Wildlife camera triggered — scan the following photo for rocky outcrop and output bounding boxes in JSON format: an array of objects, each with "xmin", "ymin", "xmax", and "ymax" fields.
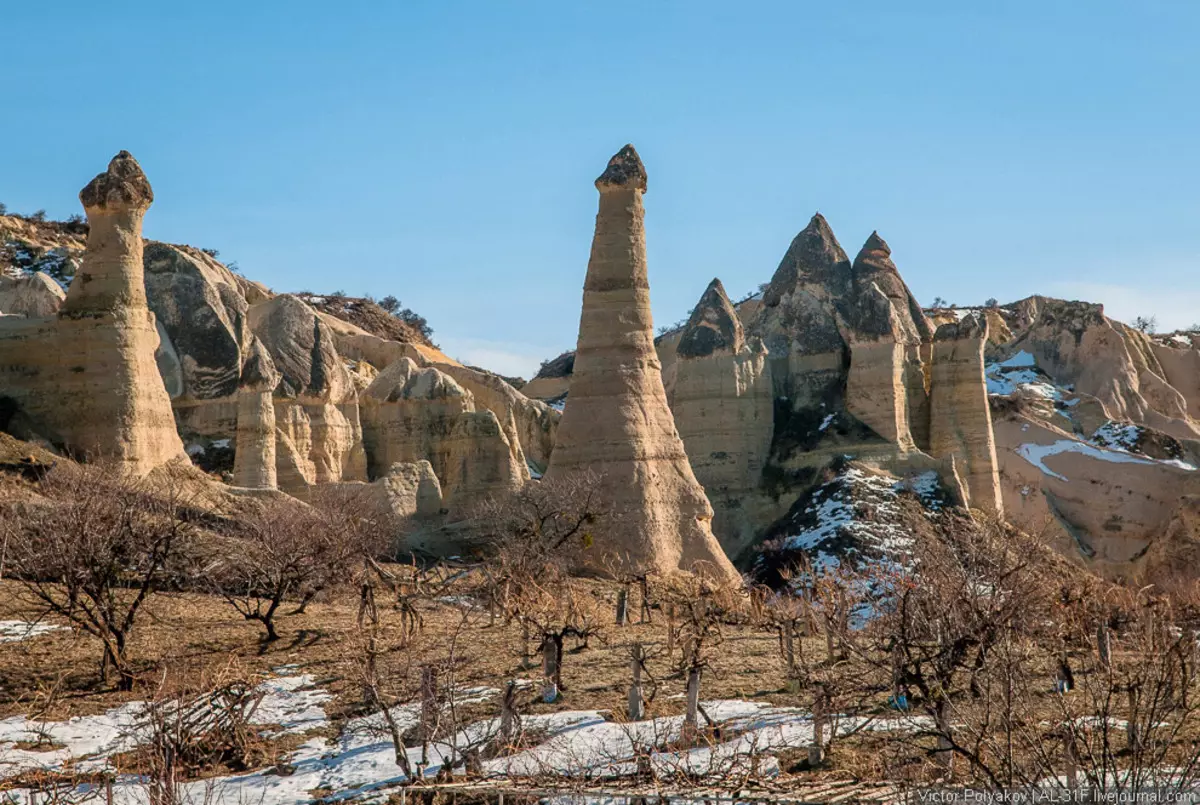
[
  {"xmin": 929, "ymin": 314, "xmax": 1003, "ymax": 514},
  {"xmin": 360, "ymin": 357, "xmax": 522, "ymax": 507},
  {"xmin": 672, "ymin": 279, "xmax": 774, "ymax": 558},
  {"xmin": 0, "ymin": 152, "xmax": 186, "ymax": 474},
  {"xmin": 999, "ymin": 297, "xmax": 1200, "ymax": 441},
  {"xmin": 250, "ymin": 295, "xmax": 367, "ymax": 491},
  {"xmin": 543, "ymin": 145, "xmax": 738, "ymax": 583},
  {"xmin": 844, "ymin": 233, "xmax": 932, "ymax": 451},
  {"xmin": 0, "ymin": 272, "xmax": 64, "ymax": 317},
  {"xmin": 750, "ymin": 214, "xmax": 852, "ymax": 417},
  {"xmin": 232, "ymin": 339, "xmax": 280, "ymax": 489}
]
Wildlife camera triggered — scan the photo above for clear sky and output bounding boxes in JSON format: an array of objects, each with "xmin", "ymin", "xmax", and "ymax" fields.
[{"xmin": 4, "ymin": 2, "xmax": 1198, "ymax": 377}]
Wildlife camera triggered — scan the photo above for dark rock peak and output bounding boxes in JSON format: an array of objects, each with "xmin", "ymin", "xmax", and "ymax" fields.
[
  {"xmin": 595, "ymin": 144, "xmax": 648, "ymax": 192},
  {"xmin": 762, "ymin": 213, "xmax": 852, "ymax": 307},
  {"xmin": 677, "ymin": 278, "xmax": 744, "ymax": 358},
  {"xmin": 80, "ymin": 151, "xmax": 154, "ymax": 211},
  {"xmin": 852, "ymin": 231, "xmax": 897, "ymax": 274}
]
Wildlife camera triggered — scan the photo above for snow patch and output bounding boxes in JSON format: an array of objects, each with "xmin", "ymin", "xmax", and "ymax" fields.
[{"xmin": 0, "ymin": 621, "xmax": 63, "ymax": 644}]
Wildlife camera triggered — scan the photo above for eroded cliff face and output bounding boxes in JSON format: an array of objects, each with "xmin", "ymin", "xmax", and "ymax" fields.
[{"xmin": 544, "ymin": 145, "xmax": 739, "ymax": 583}]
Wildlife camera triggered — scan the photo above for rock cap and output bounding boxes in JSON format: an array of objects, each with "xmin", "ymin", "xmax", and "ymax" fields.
[
  {"xmin": 80, "ymin": 151, "xmax": 154, "ymax": 212},
  {"xmin": 595, "ymin": 144, "xmax": 647, "ymax": 192}
]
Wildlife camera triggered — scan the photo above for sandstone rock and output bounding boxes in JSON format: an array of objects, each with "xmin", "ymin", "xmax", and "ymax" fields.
[
  {"xmin": 0, "ymin": 272, "xmax": 65, "ymax": 317},
  {"xmin": 544, "ymin": 145, "xmax": 738, "ymax": 583},
  {"xmin": 250, "ymin": 294, "xmax": 367, "ymax": 491},
  {"xmin": 360, "ymin": 357, "xmax": 523, "ymax": 506},
  {"xmin": 750, "ymin": 214, "xmax": 852, "ymax": 415},
  {"xmin": 5, "ymin": 151, "xmax": 187, "ymax": 473},
  {"xmin": 929, "ymin": 314, "xmax": 1003, "ymax": 514},
  {"xmin": 374, "ymin": 460, "xmax": 444, "ymax": 520},
  {"xmin": 1000, "ymin": 296, "xmax": 1200, "ymax": 441},
  {"xmin": 672, "ymin": 279, "xmax": 775, "ymax": 558},
  {"xmin": 846, "ymin": 232, "xmax": 932, "ymax": 450}
]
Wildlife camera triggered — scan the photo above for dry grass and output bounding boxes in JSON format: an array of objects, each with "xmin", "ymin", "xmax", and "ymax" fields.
[{"xmin": 0, "ymin": 576, "xmax": 794, "ymax": 727}]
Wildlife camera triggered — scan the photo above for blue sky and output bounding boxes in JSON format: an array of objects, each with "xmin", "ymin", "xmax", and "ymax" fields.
[{"xmin": 4, "ymin": 2, "xmax": 1199, "ymax": 376}]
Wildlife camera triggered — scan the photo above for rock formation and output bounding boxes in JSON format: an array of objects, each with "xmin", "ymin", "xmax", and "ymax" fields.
[
  {"xmin": 543, "ymin": 145, "xmax": 739, "ymax": 583},
  {"xmin": 0, "ymin": 272, "xmax": 65, "ymax": 318},
  {"xmin": 232, "ymin": 339, "xmax": 280, "ymax": 489},
  {"xmin": 843, "ymin": 232, "xmax": 933, "ymax": 450},
  {"xmin": 0, "ymin": 152, "xmax": 186, "ymax": 474},
  {"xmin": 928, "ymin": 314, "xmax": 1003, "ymax": 514},
  {"xmin": 360, "ymin": 357, "xmax": 522, "ymax": 506},
  {"xmin": 250, "ymin": 295, "xmax": 367, "ymax": 491},
  {"xmin": 752, "ymin": 214, "xmax": 853, "ymax": 417},
  {"xmin": 671, "ymin": 279, "xmax": 774, "ymax": 558}
]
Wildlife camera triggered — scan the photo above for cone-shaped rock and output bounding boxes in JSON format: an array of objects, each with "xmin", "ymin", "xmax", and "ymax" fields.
[
  {"xmin": 749, "ymin": 213, "xmax": 853, "ymax": 416},
  {"xmin": 673, "ymin": 277, "xmax": 774, "ymax": 559},
  {"xmin": 677, "ymin": 279, "xmax": 745, "ymax": 358},
  {"xmin": 544, "ymin": 146, "xmax": 739, "ymax": 583},
  {"xmin": 848, "ymin": 231, "xmax": 933, "ymax": 344}
]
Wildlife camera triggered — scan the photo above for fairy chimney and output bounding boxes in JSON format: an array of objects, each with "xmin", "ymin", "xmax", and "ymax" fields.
[
  {"xmin": 52, "ymin": 152, "xmax": 186, "ymax": 472},
  {"xmin": 544, "ymin": 145, "xmax": 739, "ymax": 583}
]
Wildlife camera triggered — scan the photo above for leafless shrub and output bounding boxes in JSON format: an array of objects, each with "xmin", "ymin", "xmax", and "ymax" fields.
[
  {"xmin": 201, "ymin": 487, "xmax": 389, "ymax": 641},
  {"xmin": 0, "ymin": 463, "xmax": 204, "ymax": 690}
]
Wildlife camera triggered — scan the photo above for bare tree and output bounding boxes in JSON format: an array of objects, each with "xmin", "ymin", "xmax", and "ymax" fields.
[
  {"xmin": 202, "ymin": 491, "xmax": 382, "ymax": 641},
  {"xmin": 1, "ymin": 464, "xmax": 202, "ymax": 690}
]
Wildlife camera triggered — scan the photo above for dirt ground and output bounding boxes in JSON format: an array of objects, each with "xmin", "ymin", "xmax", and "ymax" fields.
[{"xmin": 0, "ymin": 576, "xmax": 796, "ymax": 727}]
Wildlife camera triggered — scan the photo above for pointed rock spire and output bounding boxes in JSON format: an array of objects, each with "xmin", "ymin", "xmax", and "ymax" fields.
[
  {"xmin": 852, "ymin": 231, "xmax": 898, "ymax": 274},
  {"xmin": 595, "ymin": 144, "xmax": 648, "ymax": 192},
  {"xmin": 546, "ymin": 146, "xmax": 739, "ymax": 583},
  {"xmin": 762, "ymin": 213, "xmax": 852, "ymax": 307},
  {"xmin": 678, "ymin": 278, "xmax": 745, "ymax": 358}
]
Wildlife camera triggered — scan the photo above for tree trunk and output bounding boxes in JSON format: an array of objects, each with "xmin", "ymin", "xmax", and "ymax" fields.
[
  {"xmin": 639, "ymin": 578, "xmax": 652, "ymax": 623},
  {"xmin": 616, "ymin": 585, "xmax": 629, "ymax": 625},
  {"xmin": 542, "ymin": 635, "xmax": 559, "ymax": 703},
  {"xmin": 419, "ymin": 665, "xmax": 439, "ymax": 746},
  {"xmin": 499, "ymin": 681, "xmax": 518, "ymax": 745},
  {"xmin": 683, "ymin": 666, "xmax": 701, "ymax": 740},
  {"xmin": 666, "ymin": 605, "xmax": 676, "ymax": 658},
  {"xmin": 1064, "ymin": 732, "xmax": 1079, "ymax": 789},
  {"xmin": 1097, "ymin": 622, "xmax": 1112, "ymax": 669},
  {"xmin": 809, "ymin": 689, "xmax": 826, "ymax": 767},
  {"xmin": 628, "ymin": 643, "xmax": 645, "ymax": 720},
  {"xmin": 934, "ymin": 697, "xmax": 954, "ymax": 775},
  {"xmin": 1127, "ymin": 685, "xmax": 1141, "ymax": 750},
  {"xmin": 782, "ymin": 621, "xmax": 799, "ymax": 693}
]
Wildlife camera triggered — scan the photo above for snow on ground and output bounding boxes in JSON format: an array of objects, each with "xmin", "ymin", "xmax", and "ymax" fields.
[
  {"xmin": 774, "ymin": 468, "xmax": 943, "ymax": 572},
  {"xmin": 0, "ymin": 666, "xmax": 930, "ymax": 804},
  {"xmin": 0, "ymin": 621, "xmax": 63, "ymax": 644},
  {"xmin": 985, "ymin": 351, "xmax": 1070, "ymax": 400},
  {"xmin": 1016, "ymin": 439, "xmax": 1197, "ymax": 482}
]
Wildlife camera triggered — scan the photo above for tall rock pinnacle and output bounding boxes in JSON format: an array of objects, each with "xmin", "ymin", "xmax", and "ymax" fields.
[
  {"xmin": 53, "ymin": 151, "xmax": 186, "ymax": 472},
  {"xmin": 544, "ymin": 145, "xmax": 739, "ymax": 583}
]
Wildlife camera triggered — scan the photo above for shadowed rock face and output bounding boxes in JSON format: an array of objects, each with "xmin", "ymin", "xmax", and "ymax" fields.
[{"xmin": 545, "ymin": 145, "xmax": 739, "ymax": 583}]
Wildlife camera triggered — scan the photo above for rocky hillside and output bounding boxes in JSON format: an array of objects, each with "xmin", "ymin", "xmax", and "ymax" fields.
[
  {"xmin": 0, "ymin": 159, "xmax": 557, "ymax": 560},
  {"xmin": 527, "ymin": 215, "xmax": 1200, "ymax": 582}
]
